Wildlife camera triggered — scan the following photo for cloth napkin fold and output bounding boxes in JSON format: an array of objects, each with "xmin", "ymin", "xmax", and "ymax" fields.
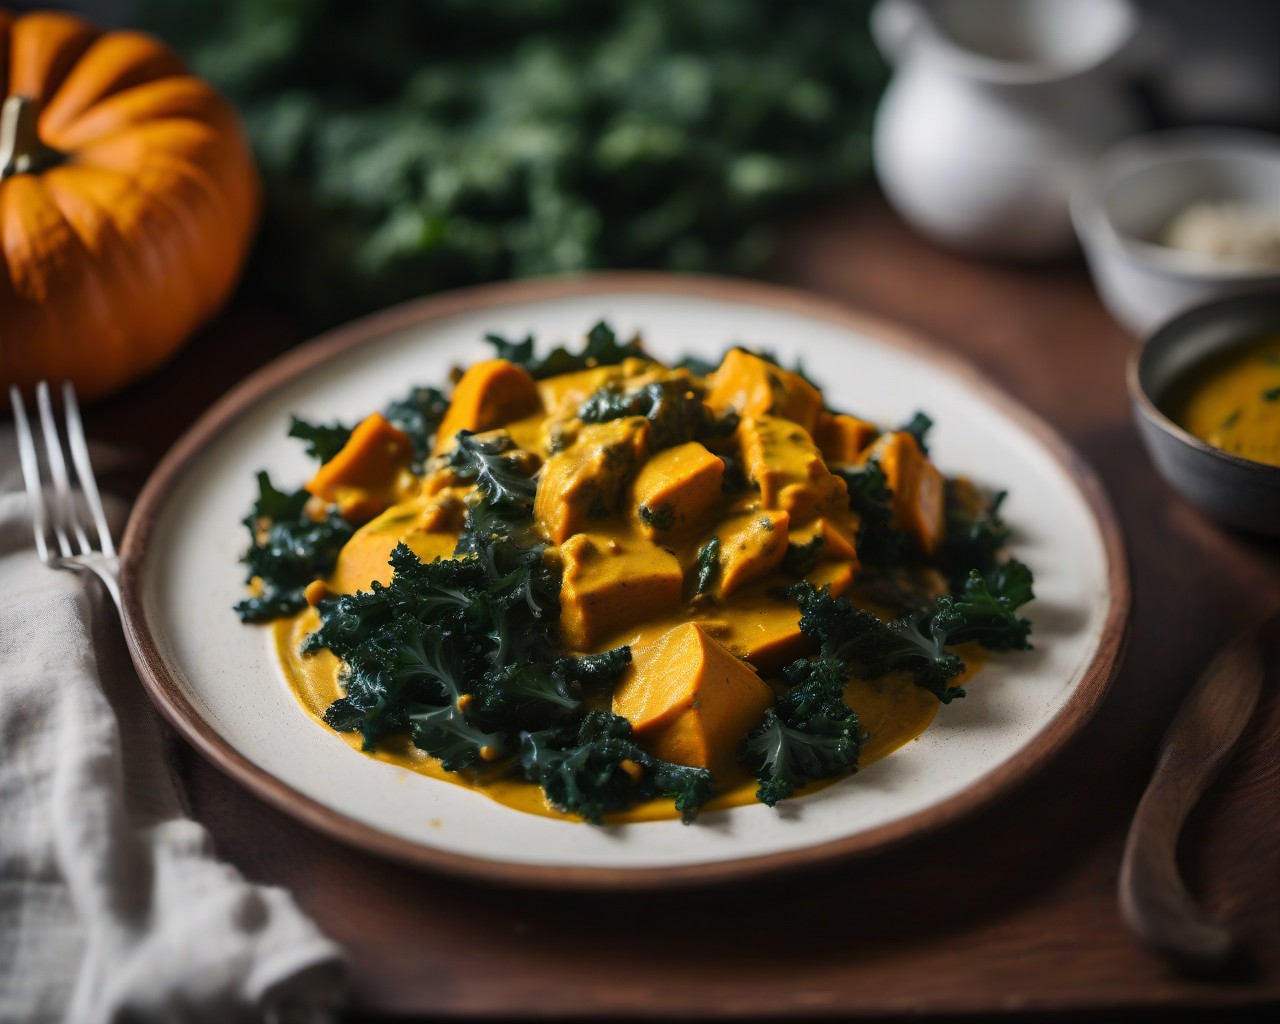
[{"xmin": 0, "ymin": 433, "xmax": 345, "ymax": 1024}]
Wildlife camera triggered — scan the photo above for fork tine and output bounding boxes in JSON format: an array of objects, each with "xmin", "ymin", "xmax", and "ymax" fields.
[
  {"xmin": 62, "ymin": 382, "xmax": 115, "ymax": 558},
  {"xmin": 35, "ymin": 381, "xmax": 87, "ymax": 556},
  {"xmin": 9, "ymin": 386, "xmax": 52, "ymax": 564}
]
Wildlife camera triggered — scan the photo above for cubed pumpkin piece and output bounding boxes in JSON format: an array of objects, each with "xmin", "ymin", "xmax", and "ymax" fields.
[
  {"xmin": 535, "ymin": 418, "xmax": 650, "ymax": 543},
  {"xmin": 709, "ymin": 509, "xmax": 790, "ymax": 599},
  {"xmin": 328, "ymin": 497, "xmax": 462, "ymax": 593},
  {"xmin": 865, "ymin": 431, "xmax": 945, "ymax": 555},
  {"xmin": 306, "ymin": 413, "xmax": 416, "ymax": 522},
  {"xmin": 559, "ymin": 534, "xmax": 683, "ymax": 650},
  {"xmin": 704, "ymin": 348, "xmax": 823, "ymax": 433},
  {"xmin": 788, "ymin": 515, "xmax": 861, "ymax": 566},
  {"xmin": 716, "ymin": 560, "xmax": 857, "ymax": 674},
  {"xmin": 631, "ymin": 442, "xmax": 725, "ymax": 537},
  {"xmin": 613, "ymin": 623, "xmax": 773, "ymax": 776},
  {"xmin": 736, "ymin": 415, "xmax": 848, "ymax": 523},
  {"xmin": 814, "ymin": 411, "xmax": 878, "ymax": 465},
  {"xmin": 431, "ymin": 359, "xmax": 542, "ymax": 455}
]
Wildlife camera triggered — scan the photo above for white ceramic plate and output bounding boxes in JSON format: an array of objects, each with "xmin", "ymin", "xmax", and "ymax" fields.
[{"xmin": 121, "ymin": 274, "xmax": 1128, "ymax": 889}]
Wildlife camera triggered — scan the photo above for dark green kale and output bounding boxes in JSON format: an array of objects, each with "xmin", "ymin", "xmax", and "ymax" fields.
[
  {"xmin": 694, "ymin": 536, "xmax": 721, "ymax": 597},
  {"xmin": 519, "ymin": 711, "xmax": 714, "ymax": 824},
  {"xmin": 1263, "ymin": 386, "xmax": 1280, "ymax": 402},
  {"xmin": 836, "ymin": 459, "xmax": 911, "ymax": 566},
  {"xmin": 234, "ymin": 472, "xmax": 354, "ymax": 623},
  {"xmin": 937, "ymin": 483, "xmax": 1010, "ymax": 587},
  {"xmin": 304, "ymin": 411, "xmax": 711, "ymax": 822},
  {"xmin": 285, "ymin": 383, "xmax": 447, "ymax": 471},
  {"xmin": 740, "ymin": 656, "xmax": 865, "ymax": 806},
  {"xmin": 577, "ymin": 377, "xmax": 738, "ymax": 449},
  {"xmin": 674, "ymin": 354, "xmax": 717, "ymax": 377},
  {"xmin": 555, "ymin": 647, "xmax": 633, "ymax": 692},
  {"xmin": 487, "ymin": 322, "xmax": 646, "ymax": 380},
  {"xmin": 288, "ymin": 416, "xmax": 352, "ymax": 462},
  {"xmin": 937, "ymin": 561, "xmax": 1034, "ymax": 652},
  {"xmin": 788, "ymin": 556, "xmax": 1034, "ymax": 705},
  {"xmin": 898, "ymin": 411, "xmax": 934, "ymax": 455},
  {"xmin": 445, "ymin": 431, "xmax": 538, "ymax": 512},
  {"xmin": 782, "ymin": 535, "xmax": 824, "ymax": 576},
  {"xmin": 638, "ymin": 502, "xmax": 675, "ymax": 532},
  {"xmin": 383, "ymin": 385, "xmax": 450, "ymax": 469}
]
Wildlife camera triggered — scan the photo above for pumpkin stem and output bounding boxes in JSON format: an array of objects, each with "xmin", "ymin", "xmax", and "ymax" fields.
[{"xmin": 0, "ymin": 95, "xmax": 66, "ymax": 179}]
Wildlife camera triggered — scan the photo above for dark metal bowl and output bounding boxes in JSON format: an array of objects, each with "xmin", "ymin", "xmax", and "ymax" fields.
[{"xmin": 1128, "ymin": 292, "xmax": 1280, "ymax": 536}]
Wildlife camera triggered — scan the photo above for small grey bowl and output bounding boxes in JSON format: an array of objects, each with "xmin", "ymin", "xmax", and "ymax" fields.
[{"xmin": 1128, "ymin": 291, "xmax": 1280, "ymax": 536}]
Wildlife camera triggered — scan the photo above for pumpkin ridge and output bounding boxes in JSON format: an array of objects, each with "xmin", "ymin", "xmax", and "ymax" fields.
[
  {"xmin": 42, "ymin": 75, "xmax": 232, "ymax": 152},
  {"xmin": 7, "ymin": 12, "xmax": 99, "ymax": 104},
  {"xmin": 40, "ymin": 30, "xmax": 189, "ymax": 138},
  {"xmin": 44, "ymin": 161, "xmax": 207, "ymax": 382}
]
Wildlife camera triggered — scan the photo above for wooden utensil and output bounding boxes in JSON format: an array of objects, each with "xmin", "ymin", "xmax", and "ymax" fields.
[{"xmin": 1119, "ymin": 607, "xmax": 1279, "ymax": 972}]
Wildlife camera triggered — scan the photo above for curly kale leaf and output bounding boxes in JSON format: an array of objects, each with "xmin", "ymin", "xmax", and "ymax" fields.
[
  {"xmin": 898, "ymin": 411, "xmax": 934, "ymax": 455},
  {"xmin": 383, "ymin": 385, "xmax": 450, "ymax": 469},
  {"xmin": 836, "ymin": 459, "xmax": 911, "ymax": 566},
  {"xmin": 555, "ymin": 646, "xmax": 633, "ymax": 693},
  {"xmin": 694, "ymin": 536, "xmax": 721, "ymax": 596},
  {"xmin": 638, "ymin": 502, "xmax": 675, "ymax": 532},
  {"xmin": 782, "ymin": 535, "xmax": 824, "ymax": 577},
  {"xmin": 486, "ymin": 321, "xmax": 646, "ymax": 380},
  {"xmin": 445, "ymin": 430, "xmax": 537, "ymax": 511},
  {"xmin": 940, "ymin": 561, "xmax": 1034, "ymax": 652},
  {"xmin": 740, "ymin": 656, "xmax": 865, "ymax": 806},
  {"xmin": 519, "ymin": 711, "xmax": 713, "ymax": 824},
  {"xmin": 234, "ymin": 472, "xmax": 354, "ymax": 623},
  {"xmin": 578, "ymin": 378, "xmax": 736, "ymax": 450},
  {"xmin": 938, "ymin": 483, "xmax": 1010, "ymax": 585},
  {"xmin": 288, "ymin": 416, "xmax": 352, "ymax": 462}
]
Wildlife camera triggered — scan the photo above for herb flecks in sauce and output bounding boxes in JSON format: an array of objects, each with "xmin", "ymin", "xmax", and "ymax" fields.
[{"xmin": 1166, "ymin": 334, "xmax": 1280, "ymax": 466}]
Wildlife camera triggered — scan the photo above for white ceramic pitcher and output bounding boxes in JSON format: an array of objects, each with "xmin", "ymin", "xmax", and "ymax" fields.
[{"xmin": 871, "ymin": 0, "xmax": 1148, "ymax": 259}]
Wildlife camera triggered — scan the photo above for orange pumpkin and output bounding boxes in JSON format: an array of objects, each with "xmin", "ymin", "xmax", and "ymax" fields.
[{"xmin": 0, "ymin": 9, "xmax": 259, "ymax": 403}]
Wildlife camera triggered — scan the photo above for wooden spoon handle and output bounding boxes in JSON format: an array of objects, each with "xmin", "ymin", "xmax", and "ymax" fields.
[{"xmin": 1118, "ymin": 610, "xmax": 1276, "ymax": 972}]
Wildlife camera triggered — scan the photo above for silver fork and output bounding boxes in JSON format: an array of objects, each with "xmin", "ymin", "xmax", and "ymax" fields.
[{"xmin": 10, "ymin": 381, "xmax": 121, "ymax": 611}]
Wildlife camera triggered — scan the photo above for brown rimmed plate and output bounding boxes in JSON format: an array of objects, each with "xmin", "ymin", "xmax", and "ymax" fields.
[{"xmin": 120, "ymin": 273, "xmax": 1129, "ymax": 890}]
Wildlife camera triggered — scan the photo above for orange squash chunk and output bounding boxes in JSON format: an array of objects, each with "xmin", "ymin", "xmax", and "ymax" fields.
[
  {"xmin": 814, "ymin": 411, "xmax": 878, "ymax": 465},
  {"xmin": 711, "ymin": 509, "xmax": 790, "ymax": 598},
  {"xmin": 535, "ymin": 417, "xmax": 650, "ymax": 543},
  {"xmin": 704, "ymin": 349, "xmax": 823, "ymax": 434},
  {"xmin": 306, "ymin": 413, "xmax": 415, "ymax": 522},
  {"xmin": 631, "ymin": 442, "xmax": 725, "ymax": 537},
  {"xmin": 720, "ymin": 560, "xmax": 857, "ymax": 673},
  {"xmin": 865, "ymin": 431, "xmax": 945, "ymax": 555},
  {"xmin": 559, "ymin": 534, "xmax": 683, "ymax": 650},
  {"xmin": 788, "ymin": 515, "xmax": 861, "ymax": 567},
  {"xmin": 327, "ymin": 497, "xmax": 461, "ymax": 593},
  {"xmin": 613, "ymin": 623, "xmax": 773, "ymax": 776},
  {"xmin": 431, "ymin": 359, "xmax": 542, "ymax": 455},
  {"xmin": 736, "ymin": 415, "xmax": 848, "ymax": 523}
]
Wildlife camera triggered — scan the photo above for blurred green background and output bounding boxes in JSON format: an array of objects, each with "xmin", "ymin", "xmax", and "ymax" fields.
[{"xmin": 135, "ymin": 0, "xmax": 886, "ymax": 327}]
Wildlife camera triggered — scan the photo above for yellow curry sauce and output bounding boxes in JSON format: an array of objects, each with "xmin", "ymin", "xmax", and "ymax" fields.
[
  {"xmin": 1166, "ymin": 334, "xmax": 1280, "ymax": 466},
  {"xmin": 271, "ymin": 348, "xmax": 981, "ymax": 822}
]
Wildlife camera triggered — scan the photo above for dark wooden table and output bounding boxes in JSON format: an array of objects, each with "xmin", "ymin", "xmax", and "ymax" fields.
[{"xmin": 87, "ymin": 191, "xmax": 1280, "ymax": 1018}]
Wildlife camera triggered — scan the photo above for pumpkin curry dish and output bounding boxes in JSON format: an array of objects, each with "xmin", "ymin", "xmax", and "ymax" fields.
[{"xmin": 236, "ymin": 325, "xmax": 1035, "ymax": 823}]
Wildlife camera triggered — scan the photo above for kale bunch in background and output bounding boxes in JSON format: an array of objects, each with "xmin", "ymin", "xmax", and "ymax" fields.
[{"xmin": 136, "ymin": 0, "xmax": 886, "ymax": 326}]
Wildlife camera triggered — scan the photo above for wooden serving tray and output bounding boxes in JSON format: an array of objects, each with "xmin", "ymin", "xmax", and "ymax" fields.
[{"xmin": 89, "ymin": 193, "xmax": 1279, "ymax": 1016}]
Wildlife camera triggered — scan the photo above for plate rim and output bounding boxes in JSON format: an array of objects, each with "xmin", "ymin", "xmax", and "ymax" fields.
[{"xmin": 119, "ymin": 271, "xmax": 1131, "ymax": 891}]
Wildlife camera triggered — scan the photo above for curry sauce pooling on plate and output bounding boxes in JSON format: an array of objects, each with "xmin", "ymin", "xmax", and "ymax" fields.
[{"xmin": 237, "ymin": 324, "xmax": 1035, "ymax": 823}]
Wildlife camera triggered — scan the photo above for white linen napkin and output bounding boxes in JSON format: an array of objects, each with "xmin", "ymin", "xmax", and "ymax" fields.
[{"xmin": 0, "ymin": 432, "xmax": 345, "ymax": 1024}]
